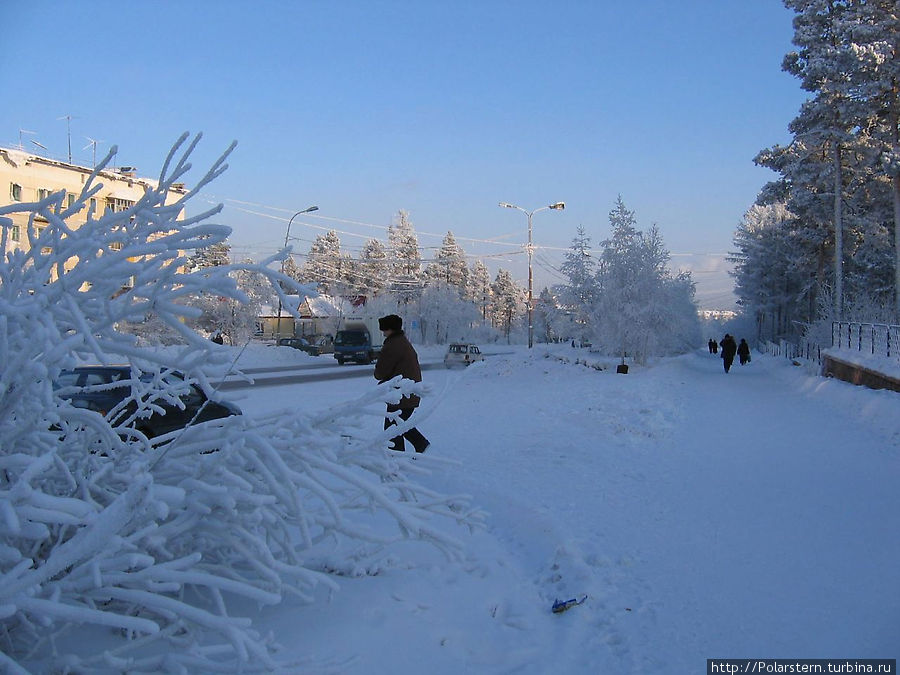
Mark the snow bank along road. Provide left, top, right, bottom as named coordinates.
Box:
left=230, top=348, right=900, bottom=674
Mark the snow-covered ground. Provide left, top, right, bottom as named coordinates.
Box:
left=199, top=343, right=899, bottom=673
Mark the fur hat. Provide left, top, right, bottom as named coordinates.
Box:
left=378, top=314, right=402, bottom=331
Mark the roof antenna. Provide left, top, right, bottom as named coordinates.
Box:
left=31, top=140, right=47, bottom=151
left=83, top=136, right=104, bottom=168
left=58, top=114, right=77, bottom=163
left=18, top=129, right=37, bottom=150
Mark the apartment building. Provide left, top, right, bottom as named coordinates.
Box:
left=0, top=146, right=186, bottom=263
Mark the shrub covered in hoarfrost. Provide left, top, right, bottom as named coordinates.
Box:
left=0, top=135, right=478, bottom=673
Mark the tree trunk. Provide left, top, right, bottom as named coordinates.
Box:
left=894, top=171, right=900, bottom=320
left=833, top=142, right=843, bottom=319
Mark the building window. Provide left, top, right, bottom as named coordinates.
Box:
left=67, top=193, right=76, bottom=208
left=37, top=188, right=51, bottom=201
left=109, top=242, right=123, bottom=251
left=10, top=183, right=22, bottom=201
left=106, top=197, right=135, bottom=213
left=11, top=225, right=20, bottom=241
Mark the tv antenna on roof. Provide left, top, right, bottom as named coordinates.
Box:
left=57, top=114, right=77, bottom=163
left=18, top=129, right=37, bottom=150
left=31, top=140, right=47, bottom=151
left=83, top=137, right=104, bottom=168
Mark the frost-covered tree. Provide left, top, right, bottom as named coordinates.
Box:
left=0, top=135, right=478, bottom=672
left=185, top=237, right=230, bottom=271
left=282, top=254, right=301, bottom=289
left=780, top=0, right=858, bottom=315
left=468, top=259, right=493, bottom=321
left=414, top=283, right=480, bottom=344
left=491, top=268, right=524, bottom=343
left=301, top=230, right=342, bottom=293
left=592, top=197, right=700, bottom=362
left=556, top=226, right=596, bottom=345
left=756, top=0, right=900, bottom=322
left=534, top=286, right=565, bottom=343
left=357, top=238, right=390, bottom=298
left=388, top=209, right=424, bottom=302
left=426, top=231, right=468, bottom=296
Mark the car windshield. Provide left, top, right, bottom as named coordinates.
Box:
left=449, top=345, right=468, bottom=354
left=336, top=331, right=367, bottom=346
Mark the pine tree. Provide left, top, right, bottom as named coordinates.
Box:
left=301, top=230, right=342, bottom=294
left=557, top=225, right=596, bottom=344
left=491, top=268, right=523, bottom=343
left=426, top=231, right=469, bottom=296
left=186, top=238, right=230, bottom=271
left=358, top=238, right=390, bottom=298
left=593, top=197, right=699, bottom=362
left=838, top=0, right=900, bottom=317
left=387, top=209, right=423, bottom=302
left=468, top=259, right=492, bottom=321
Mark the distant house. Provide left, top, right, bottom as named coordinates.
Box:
left=258, top=294, right=360, bottom=339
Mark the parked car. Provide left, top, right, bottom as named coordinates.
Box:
left=54, top=366, right=241, bottom=439
left=277, top=335, right=334, bottom=356
left=305, top=334, right=334, bottom=355
left=444, top=343, right=484, bottom=368
left=276, top=336, right=312, bottom=351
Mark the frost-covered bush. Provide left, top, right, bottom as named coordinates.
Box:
left=0, top=135, right=478, bottom=672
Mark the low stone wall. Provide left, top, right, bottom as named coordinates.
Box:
left=822, top=354, right=900, bottom=393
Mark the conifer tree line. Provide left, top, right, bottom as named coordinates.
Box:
left=733, top=0, right=900, bottom=342
left=281, top=209, right=526, bottom=343
left=191, top=199, right=701, bottom=354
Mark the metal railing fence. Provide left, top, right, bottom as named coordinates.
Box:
left=831, top=321, right=900, bottom=361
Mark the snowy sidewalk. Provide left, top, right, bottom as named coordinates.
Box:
left=249, top=348, right=899, bottom=673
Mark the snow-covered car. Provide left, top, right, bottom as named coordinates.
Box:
left=54, top=366, right=241, bottom=439
left=444, top=343, right=484, bottom=368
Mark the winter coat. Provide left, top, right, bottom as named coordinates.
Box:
left=720, top=335, right=737, bottom=360
left=374, top=331, right=422, bottom=409
left=737, top=339, right=751, bottom=363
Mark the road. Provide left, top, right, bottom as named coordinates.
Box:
left=219, top=351, right=512, bottom=390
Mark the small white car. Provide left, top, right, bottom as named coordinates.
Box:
left=444, top=343, right=484, bottom=368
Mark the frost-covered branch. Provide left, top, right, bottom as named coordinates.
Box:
left=0, top=135, right=479, bottom=672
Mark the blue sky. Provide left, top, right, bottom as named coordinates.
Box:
left=1, top=1, right=806, bottom=307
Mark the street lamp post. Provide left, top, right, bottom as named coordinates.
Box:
left=276, top=205, right=319, bottom=338
left=498, top=201, right=565, bottom=348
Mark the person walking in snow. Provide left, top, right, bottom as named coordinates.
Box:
left=708, top=338, right=716, bottom=354
left=720, top=334, right=737, bottom=373
left=737, top=338, right=751, bottom=366
left=374, top=314, right=430, bottom=453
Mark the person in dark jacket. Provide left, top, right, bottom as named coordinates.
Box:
left=708, top=338, right=715, bottom=354
left=737, top=338, right=751, bottom=365
left=374, top=314, right=430, bottom=453
left=720, top=334, right=737, bottom=373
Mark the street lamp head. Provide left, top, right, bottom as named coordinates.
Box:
left=498, top=202, right=516, bottom=209
left=549, top=202, right=565, bottom=210
left=304, top=206, right=319, bottom=213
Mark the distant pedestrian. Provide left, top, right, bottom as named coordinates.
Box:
left=708, top=338, right=715, bottom=354
left=711, top=339, right=718, bottom=354
left=737, top=338, right=751, bottom=365
left=720, top=334, right=737, bottom=373
left=374, top=314, right=430, bottom=453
